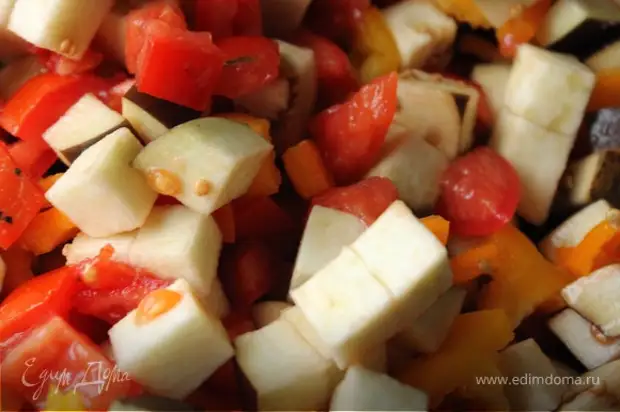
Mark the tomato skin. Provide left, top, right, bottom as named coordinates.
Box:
left=233, top=0, right=262, bottom=36
left=125, top=0, right=187, bottom=74
left=2, top=316, right=131, bottom=411
left=292, top=30, right=358, bottom=107
left=0, top=73, right=111, bottom=142
left=0, top=266, right=79, bottom=343
left=73, top=248, right=172, bottom=324
left=9, top=139, right=57, bottom=179
left=232, top=196, right=295, bottom=240
left=136, top=21, right=224, bottom=111
left=214, top=36, right=280, bottom=99
left=310, top=72, right=398, bottom=184
left=194, top=0, right=238, bottom=39
left=305, top=0, right=370, bottom=46
left=437, top=147, right=520, bottom=237
left=312, top=176, right=398, bottom=226
left=0, top=144, right=46, bottom=248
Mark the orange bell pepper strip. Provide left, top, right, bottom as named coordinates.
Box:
left=420, top=215, right=450, bottom=246
left=434, top=0, right=491, bottom=28
left=282, top=139, right=334, bottom=199
left=39, top=173, right=64, bottom=210
left=397, top=309, right=513, bottom=407
left=218, top=113, right=282, bottom=197
left=496, top=0, right=552, bottom=57
left=18, top=208, right=79, bottom=256
left=351, top=7, right=401, bottom=83
left=587, top=68, right=620, bottom=112
left=450, top=242, right=499, bottom=284
left=213, top=204, right=236, bottom=244
left=555, top=212, right=620, bottom=278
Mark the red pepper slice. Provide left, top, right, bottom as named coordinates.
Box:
left=73, top=247, right=172, bottom=324
left=310, top=72, right=398, bottom=184
left=437, top=147, right=520, bottom=237
left=214, top=36, right=280, bottom=99
left=312, top=176, right=398, bottom=226
left=136, top=21, right=223, bottom=111
left=0, top=72, right=110, bottom=142
left=293, top=30, right=359, bottom=107
left=125, top=0, right=187, bottom=74
left=305, top=0, right=370, bottom=46
left=0, top=266, right=79, bottom=344
left=9, top=139, right=57, bottom=179
left=0, top=143, right=46, bottom=248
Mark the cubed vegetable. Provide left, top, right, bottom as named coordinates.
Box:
left=46, top=128, right=158, bottom=237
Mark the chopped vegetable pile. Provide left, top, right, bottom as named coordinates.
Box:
left=2, top=0, right=620, bottom=411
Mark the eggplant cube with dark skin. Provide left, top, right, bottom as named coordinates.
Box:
left=565, top=149, right=620, bottom=208
left=122, top=86, right=200, bottom=143
left=43, top=93, right=127, bottom=165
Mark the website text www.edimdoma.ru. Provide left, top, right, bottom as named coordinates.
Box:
left=475, top=374, right=600, bottom=387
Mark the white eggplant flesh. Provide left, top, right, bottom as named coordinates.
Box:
left=503, top=44, right=595, bottom=136
left=587, top=40, right=620, bottom=72
left=290, top=205, right=365, bottom=293
left=491, top=109, right=575, bottom=225
left=565, top=150, right=620, bottom=207
left=540, top=200, right=611, bottom=262
left=471, top=0, right=537, bottom=27
left=235, top=318, right=339, bottom=411
left=471, top=63, right=511, bottom=120
left=329, top=366, right=428, bottom=412
left=272, top=41, right=316, bottom=154
left=128, top=205, right=222, bottom=302
left=562, top=264, right=620, bottom=337
left=260, top=0, right=312, bottom=38
left=394, top=287, right=466, bottom=354
left=550, top=308, right=620, bottom=370
left=94, top=8, right=126, bottom=64
left=382, top=0, right=457, bottom=70
left=109, top=279, right=234, bottom=399
left=252, top=301, right=293, bottom=328
left=63, top=231, right=137, bottom=265
left=43, top=93, right=127, bottom=165
left=46, top=128, right=157, bottom=237
left=234, top=77, right=290, bottom=121
left=8, top=0, right=114, bottom=59
left=0, top=55, right=45, bottom=101
left=0, top=0, right=15, bottom=27
left=498, top=339, right=567, bottom=411
left=367, top=133, right=449, bottom=214
left=133, top=118, right=272, bottom=215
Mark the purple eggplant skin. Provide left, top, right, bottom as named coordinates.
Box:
left=580, top=108, right=620, bottom=153
left=124, top=86, right=201, bottom=128
left=549, top=23, right=620, bottom=60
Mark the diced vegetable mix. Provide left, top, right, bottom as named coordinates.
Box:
left=1, top=0, right=620, bottom=411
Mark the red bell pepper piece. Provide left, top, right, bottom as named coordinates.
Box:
left=0, top=144, right=46, bottom=248
left=310, top=71, right=398, bottom=184
left=215, top=36, right=280, bottom=99
left=125, top=0, right=187, bottom=74
left=437, top=147, right=521, bottom=237
left=305, top=0, right=370, bottom=46
left=0, top=72, right=110, bottom=142
left=221, top=241, right=274, bottom=308
left=293, top=30, right=359, bottom=107
left=136, top=21, right=224, bottom=111
left=2, top=316, right=131, bottom=411
left=72, top=246, right=172, bottom=324
left=312, top=176, right=398, bottom=226
left=9, top=139, right=57, bottom=179
left=194, top=0, right=261, bottom=39
left=232, top=196, right=294, bottom=240
left=0, top=266, right=79, bottom=344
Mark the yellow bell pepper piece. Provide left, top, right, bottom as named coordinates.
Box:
left=352, top=7, right=401, bottom=84
left=44, top=386, right=85, bottom=412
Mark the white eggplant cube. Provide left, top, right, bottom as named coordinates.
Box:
left=46, top=128, right=157, bottom=237
left=8, top=0, right=114, bottom=58
left=350, top=200, right=453, bottom=323
left=133, top=118, right=273, bottom=215
left=128, top=205, right=222, bottom=300
left=63, top=231, right=137, bottom=265
left=330, top=366, right=428, bottom=411
left=290, top=206, right=365, bottom=292
left=504, top=44, right=595, bottom=135
left=108, top=279, right=234, bottom=399
left=43, top=93, right=126, bottom=165
left=235, top=318, right=338, bottom=411
left=291, top=247, right=399, bottom=368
